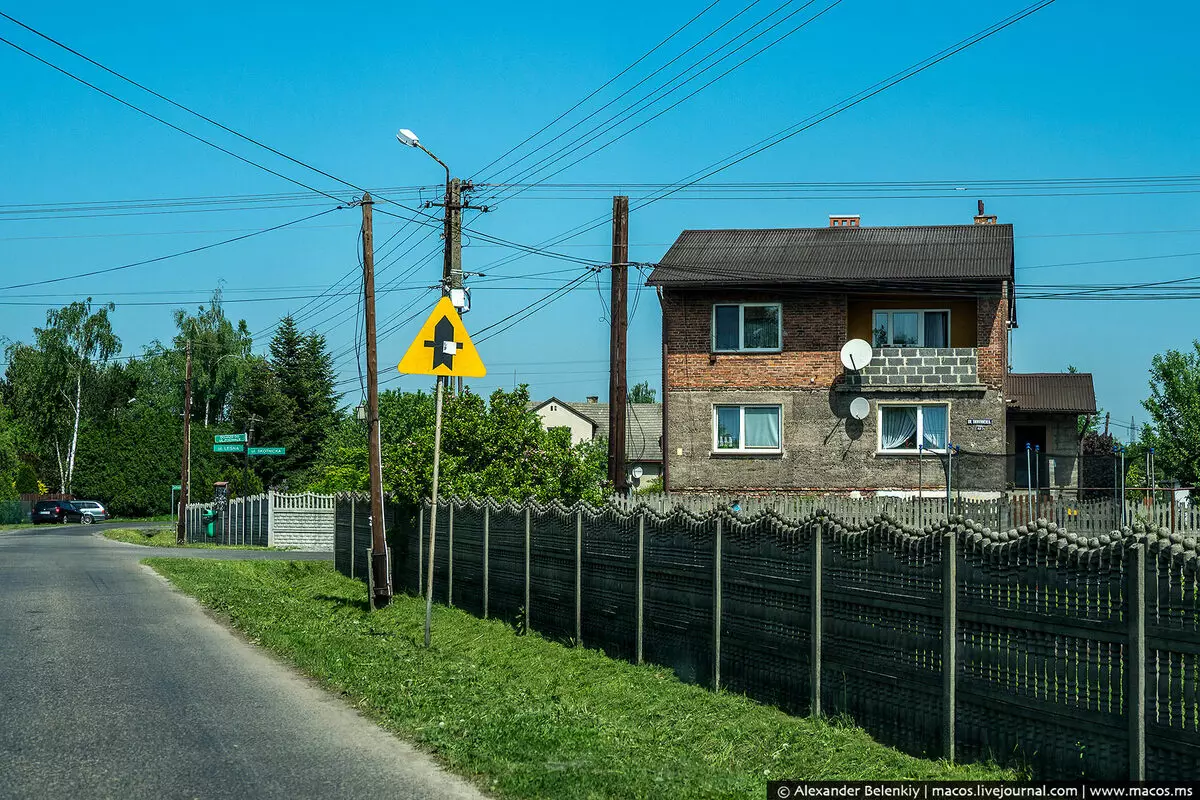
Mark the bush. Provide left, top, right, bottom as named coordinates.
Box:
left=0, top=501, right=25, bottom=524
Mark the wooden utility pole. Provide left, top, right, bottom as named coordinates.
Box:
left=608, top=195, right=630, bottom=493
left=176, top=339, right=192, bottom=544
left=362, top=192, right=391, bottom=609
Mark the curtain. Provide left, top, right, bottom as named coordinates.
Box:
left=921, top=405, right=948, bottom=450
left=713, top=306, right=740, bottom=350
left=743, top=305, right=780, bottom=349
left=882, top=407, right=918, bottom=450
left=891, top=312, right=919, bottom=346
left=924, top=311, right=948, bottom=348
left=744, top=407, right=781, bottom=448
left=715, top=406, right=741, bottom=449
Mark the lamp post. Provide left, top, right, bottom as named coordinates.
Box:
left=396, top=128, right=456, bottom=293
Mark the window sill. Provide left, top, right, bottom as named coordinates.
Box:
left=710, top=449, right=783, bottom=458
left=876, top=450, right=947, bottom=457
left=710, top=349, right=783, bottom=355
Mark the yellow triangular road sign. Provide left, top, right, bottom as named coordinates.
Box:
left=397, top=297, right=486, bottom=378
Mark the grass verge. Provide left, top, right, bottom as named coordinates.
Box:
left=147, top=559, right=1014, bottom=798
left=104, top=526, right=273, bottom=549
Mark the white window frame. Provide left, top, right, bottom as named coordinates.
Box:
left=712, top=404, right=783, bottom=454
left=711, top=302, right=783, bottom=353
left=872, top=308, right=951, bottom=348
left=877, top=402, right=950, bottom=455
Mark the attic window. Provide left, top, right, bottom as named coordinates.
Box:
left=550, top=404, right=557, bottom=411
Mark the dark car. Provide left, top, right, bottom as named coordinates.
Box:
left=32, top=500, right=87, bottom=525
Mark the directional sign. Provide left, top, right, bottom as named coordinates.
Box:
left=171, top=484, right=182, bottom=491
left=213, top=443, right=244, bottom=453
left=397, top=297, right=486, bottom=378
left=214, top=433, right=248, bottom=444
left=248, top=446, right=286, bottom=457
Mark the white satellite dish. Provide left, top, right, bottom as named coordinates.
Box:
left=840, top=338, right=874, bottom=371
left=849, top=397, right=870, bottom=421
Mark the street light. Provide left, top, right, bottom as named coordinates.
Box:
left=396, top=128, right=450, bottom=186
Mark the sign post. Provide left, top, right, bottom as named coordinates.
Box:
left=398, top=296, right=486, bottom=646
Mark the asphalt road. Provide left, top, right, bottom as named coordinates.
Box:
left=0, top=523, right=485, bottom=800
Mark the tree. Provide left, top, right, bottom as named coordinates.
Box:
left=267, top=316, right=338, bottom=478
left=629, top=380, right=656, bottom=403
left=1140, top=342, right=1200, bottom=489
left=229, top=356, right=299, bottom=490
left=0, top=399, right=18, bottom=500
left=5, top=299, right=120, bottom=493
left=173, top=288, right=251, bottom=426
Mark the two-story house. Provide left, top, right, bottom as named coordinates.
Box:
left=647, top=211, right=1093, bottom=497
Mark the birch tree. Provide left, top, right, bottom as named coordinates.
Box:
left=37, top=299, right=120, bottom=493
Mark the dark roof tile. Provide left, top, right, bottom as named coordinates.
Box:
left=647, top=224, right=1014, bottom=287
left=1006, top=373, right=1097, bottom=414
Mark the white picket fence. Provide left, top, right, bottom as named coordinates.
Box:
left=184, top=490, right=335, bottom=551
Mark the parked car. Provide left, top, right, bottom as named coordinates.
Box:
left=32, top=500, right=87, bottom=525
left=73, top=500, right=110, bottom=522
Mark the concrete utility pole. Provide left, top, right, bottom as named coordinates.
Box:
left=362, top=192, right=392, bottom=609
left=608, top=196, right=630, bottom=493
left=176, top=339, right=192, bottom=544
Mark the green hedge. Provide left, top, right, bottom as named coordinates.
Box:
left=0, top=501, right=25, bottom=524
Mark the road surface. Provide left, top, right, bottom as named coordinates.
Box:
left=0, top=523, right=485, bottom=800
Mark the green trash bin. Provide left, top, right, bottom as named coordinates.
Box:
left=202, top=509, right=215, bottom=537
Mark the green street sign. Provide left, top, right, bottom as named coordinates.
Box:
left=214, top=433, right=248, bottom=444
left=248, top=446, right=286, bottom=457
left=171, top=484, right=182, bottom=491
left=213, top=443, right=245, bottom=453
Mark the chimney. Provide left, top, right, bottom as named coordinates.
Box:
left=828, top=214, right=860, bottom=228
left=586, top=396, right=599, bottom=403
left=973, top=199, right=997, bottom=225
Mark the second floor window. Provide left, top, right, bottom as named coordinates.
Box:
left=712, top=303, right=781, bottom=352
left=872, top=309, right=949, bottom=348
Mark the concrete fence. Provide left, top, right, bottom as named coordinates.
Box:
left=336, top=494, right=1200, bottom=780
left=184, top=491, right=335, bottom=550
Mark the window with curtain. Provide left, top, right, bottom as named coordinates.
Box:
left=712, top=303, right=781, bottom=352
left=879, top=404, right=949, bottom=452
left=713, top=405, right=782, bottom=452
left=872, top=309, right=950, bottom=347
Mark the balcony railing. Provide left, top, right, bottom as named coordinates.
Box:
left=841, top=347, right=979, bottom=390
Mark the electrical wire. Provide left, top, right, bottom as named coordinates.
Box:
left=0, top=207, right=343, bottom=291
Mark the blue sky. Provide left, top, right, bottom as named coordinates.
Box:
left=1, top=1, right=1197, bottom=439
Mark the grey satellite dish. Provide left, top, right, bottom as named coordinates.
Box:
left=840, top=338, right=873, bottom=371
left=631, top=466, right=644, bottom=480
left=849, top=397, right=870, bottom=420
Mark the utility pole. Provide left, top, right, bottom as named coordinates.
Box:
left=362, top=192, right=391, bottom=609
left=608, top=195, right=630, bottom=494
left=176, top=339, right=192, bottom=544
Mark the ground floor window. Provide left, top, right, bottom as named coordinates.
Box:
left=879, top=404, right=948, bottom=453
left=714, top=405, right=781, bottom=452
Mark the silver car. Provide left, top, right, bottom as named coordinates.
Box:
left=73, top=500, right=110, bottom=523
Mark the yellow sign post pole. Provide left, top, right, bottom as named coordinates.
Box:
left=398, top=297, right=486, bottom=646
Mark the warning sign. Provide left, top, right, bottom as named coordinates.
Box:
left=397, top=297, right=487, bottom=378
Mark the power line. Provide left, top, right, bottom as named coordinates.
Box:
left=471, top=0, right=724, bottom=180
left=0, top=207, right=343, bottom=292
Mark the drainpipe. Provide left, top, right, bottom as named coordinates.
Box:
left=1026, top=443, right=1033, bottom=522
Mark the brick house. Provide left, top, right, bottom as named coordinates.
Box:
left=647, top=212, right=1094, bottom=496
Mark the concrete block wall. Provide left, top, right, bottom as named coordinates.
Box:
left=268, top=492, right=335, bottom=551
left=846, top=348, right=979, bottom=388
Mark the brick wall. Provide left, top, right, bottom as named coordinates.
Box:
left=976, top=291, right=1008, bottom=389
left=664, top=287, right=1008, bottom=391
left=664, top=290, right=845, bottom=390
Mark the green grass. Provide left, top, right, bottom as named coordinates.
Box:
left=147, top=559, right=1014, bottom=799
left=109, top=514, right=177, bottom=523
left=104, top=526, right=273, bottom=550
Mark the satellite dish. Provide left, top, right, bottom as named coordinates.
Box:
left=840, top=338, right=873, bottom=371
left=631, top=466, right=644, bottom=480
left=849, top=397, right=870, bottom=421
